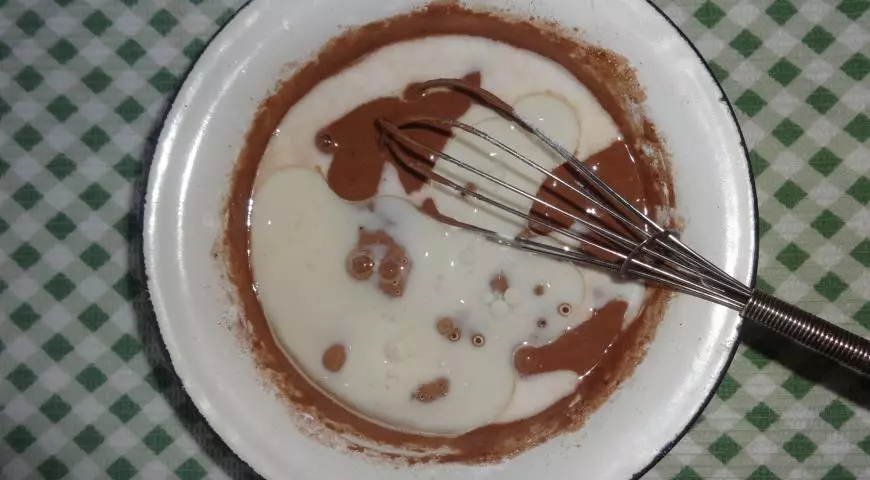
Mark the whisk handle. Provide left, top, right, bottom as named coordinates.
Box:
left=742, top=290, right=870, bottom=376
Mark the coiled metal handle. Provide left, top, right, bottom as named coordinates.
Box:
left=742, top=290, right=870, bottom=376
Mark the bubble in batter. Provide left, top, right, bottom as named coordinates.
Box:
left=380, top=256, right=403, bottom=280
left=558, top=302, right=573, bottom=317
left=471, top=333, right=486, bottom=347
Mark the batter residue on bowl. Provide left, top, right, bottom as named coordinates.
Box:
left=224, top=3, right=675, bottom=464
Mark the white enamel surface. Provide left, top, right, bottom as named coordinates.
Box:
left=144, top=0, right=756, bottom=479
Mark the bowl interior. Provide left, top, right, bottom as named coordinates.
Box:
left=144, top=0, right=756, bottom=478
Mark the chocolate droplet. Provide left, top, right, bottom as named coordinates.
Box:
left=322, top=343, right=347, bottom=372
left=317, top=132, right=336, bottom=151
left=490, top=273, right=509, bottom=295
left=412, top=377, right=450, bottom=403
left=380, top=257, right=402, bottom=280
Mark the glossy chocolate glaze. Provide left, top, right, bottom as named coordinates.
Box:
left=225, top=4, right=674, bottom=464
left=531, top=142, right=647, bottom=237
left=515, top=301, right=627, bottom=376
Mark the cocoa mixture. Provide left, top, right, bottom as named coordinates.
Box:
left=225, top=3, right=674, bottom=465
left=489, top=273, right=509, bottom=295
left=346, top=229, right=412, bottom=297
left=413, top=377, right=451, bottom=403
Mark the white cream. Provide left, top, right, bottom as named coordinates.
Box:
left=257, top=36, right=619, bottom=192
left=250, top=35, right=647, bottom=434
left=252, top=168, right=601, bottom=433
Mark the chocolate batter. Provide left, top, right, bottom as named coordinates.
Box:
left=318, top=73, right=480, bottom=201
left=531, top=142, right=649, bottom=238
left=225, top=3, right=674, bottom=465
left=347, top=229, right=412, bottom=297
left=490, top=273, right=509, bottom=295
left=413, top=377, right=451, bottom=403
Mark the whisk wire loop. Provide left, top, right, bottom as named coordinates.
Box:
left=377, top=78, right=870, bottom=376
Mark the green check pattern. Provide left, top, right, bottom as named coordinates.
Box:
left=0, top=1, right=867, bottom=478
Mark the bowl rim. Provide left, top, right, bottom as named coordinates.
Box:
left=628, top=5, right=758, bottom=475
left=144, top=0, right=760, bottom=477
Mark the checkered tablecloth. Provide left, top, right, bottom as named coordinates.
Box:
left=1, top=1, right=868, bottom=478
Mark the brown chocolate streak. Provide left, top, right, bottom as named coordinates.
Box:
left=535, top=143, right=646, bottom=236
left=515, top=301, right=627, bottom=376
left=225, top=4, right=675, bottom=465
left=530, top=142, right=650, bottom=258
left=319, top=73, right=480, bottom=201
left=413, top=377, right=450, bottom=403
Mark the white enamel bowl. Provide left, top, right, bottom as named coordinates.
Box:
left=144, top=0, right=757, bottom=478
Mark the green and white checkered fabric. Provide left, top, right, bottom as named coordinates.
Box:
left=0, top=1, right=867, bottom=478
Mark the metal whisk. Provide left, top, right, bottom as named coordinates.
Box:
left=378, top=78, right=870, bottom=376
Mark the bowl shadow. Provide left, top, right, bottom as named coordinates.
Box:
left=129, top=97, right=262, bottom=479
left=126, top=9, right=262, bottom=476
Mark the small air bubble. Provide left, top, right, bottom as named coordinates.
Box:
left=471, top=334, right=485, bottom=347
left=558, top=303, right=572, bottom=317
left=448, top=329, right=461, bottom=342
left=346, top=249, right=375, bottom=280
left=318, top=132, right=336, bottom=150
